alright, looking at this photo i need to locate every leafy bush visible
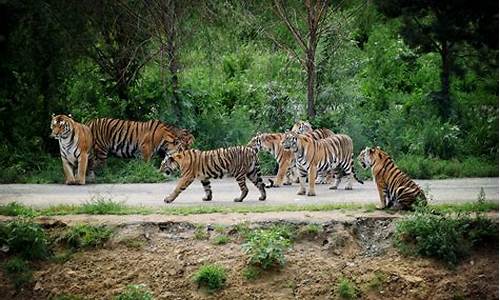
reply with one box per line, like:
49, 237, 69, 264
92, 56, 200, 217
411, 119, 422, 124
0, 218, 49, 260
242, 227, 292, 269
394, 208, 498, 266
63, 224, 113, 249
0, 202, 38, 217
114, 284, 154, 300
337, 277, 358, 299
192, 264, 227, 292
2, 257, 33, 289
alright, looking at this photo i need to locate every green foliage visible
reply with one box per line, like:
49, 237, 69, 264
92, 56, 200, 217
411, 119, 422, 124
242, 226, 292, 269
2, 257, 33, 289
337, 277, 358, 299
212, 235, 230, 245
194, 225, 209, 240
367, 271, 386, 291
299, 224, 322, 236
114, 284, 154, 300
0, 218, 49, 260
192, 264, 227, 293
242, 266, 261, 280
394, 208, 498, 266
80, 198, 127, 215
63, 224, 113, 249
0, 202, 38, 217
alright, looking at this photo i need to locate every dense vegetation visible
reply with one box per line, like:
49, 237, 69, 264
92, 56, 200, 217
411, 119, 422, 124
0, 0, 497, 182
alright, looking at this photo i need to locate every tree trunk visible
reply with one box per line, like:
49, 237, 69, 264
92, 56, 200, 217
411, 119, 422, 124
306, 50, 316, 118
166, 1, 180, 123
439, 40, 451, 119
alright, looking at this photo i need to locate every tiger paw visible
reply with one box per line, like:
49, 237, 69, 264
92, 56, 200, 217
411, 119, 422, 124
375, 204, 386, 210
328, 186, 338, 190
344, 186, 353, 190
258, 196, 266, 201
164, 196, 176, 204
307, 191, 316, 196
202, 196, 212, 201
65, 180, 77, 185
283, 182, 292, 186
233, 198, 243, 202
297, 190, 306, 195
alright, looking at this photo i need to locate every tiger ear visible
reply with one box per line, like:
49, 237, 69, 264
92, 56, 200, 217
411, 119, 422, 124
51, 113, 55, 118
68, 114, 73, 119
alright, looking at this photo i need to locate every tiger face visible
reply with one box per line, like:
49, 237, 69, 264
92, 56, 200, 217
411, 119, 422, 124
160, 153, 180, 175
248, 134, 263, 151
50, 115, 73, 140
282, 132, 299, 151
358, 147, 375, 169
291, 121, 313, 134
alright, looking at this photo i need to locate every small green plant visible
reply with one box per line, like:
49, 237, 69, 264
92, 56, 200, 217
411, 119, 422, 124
192, 264, 227, 293
213, 224, 226, 234
299, 224, 322, 236
367, 271, 386, 291
337, 277, 358, 299
194, 225, 209, 240
0, 202, 38, 217
80, 198, 126, 215
63, 224, 113, 249
114, 284, 154, 300
477, 187, 486, 204
242, 266, 261, 280
242, 228, 292, 269
3, 257, 33, 289
0, 218, 49, 260
233, 222, 251, 238
212, 235, 230, 245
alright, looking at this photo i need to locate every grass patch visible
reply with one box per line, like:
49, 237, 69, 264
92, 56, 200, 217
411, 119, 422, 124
366, 271, 386, 291
337, 277, 358, 299
2, 257, 33, 289
80, 198, 127, 215
242, 265, 261, 280
0, 218, 49, 260
0, 202, 38, 217
62, 224, 113, 249
394, 207, 498, 266
192, 264, 227, 293
298, 224, 322, 237
193, 225, 209, 240
242, 226, 292, 270
114, 284, 154, 300
212, 235, 230, 245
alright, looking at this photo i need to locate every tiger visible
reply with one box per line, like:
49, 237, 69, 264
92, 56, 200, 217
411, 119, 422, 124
160, 146, 266, 203
358, 147, 426, 210
86, 118, 194, 166
282, 132, 363, 196
50, 114, 95, 185
291, 120, 313, 134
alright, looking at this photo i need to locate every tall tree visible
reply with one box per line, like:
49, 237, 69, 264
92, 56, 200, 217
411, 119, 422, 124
375, 0, 498, 119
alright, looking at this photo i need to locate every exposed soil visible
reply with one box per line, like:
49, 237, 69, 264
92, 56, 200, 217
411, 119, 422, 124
0, 214, 498, 300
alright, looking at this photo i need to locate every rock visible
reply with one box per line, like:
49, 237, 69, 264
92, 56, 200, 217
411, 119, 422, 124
401, 274, 424, 284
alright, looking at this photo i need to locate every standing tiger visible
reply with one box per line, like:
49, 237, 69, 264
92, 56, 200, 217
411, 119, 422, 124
282, 132, 363, 196
50, 114, 95, 185
291, 120, 313, 134
160, 146, 266, 203
358, 147, 426, 210
86, 118, 194, 166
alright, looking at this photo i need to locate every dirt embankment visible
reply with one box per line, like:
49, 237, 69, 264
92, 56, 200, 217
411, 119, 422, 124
0, 213, 498, 300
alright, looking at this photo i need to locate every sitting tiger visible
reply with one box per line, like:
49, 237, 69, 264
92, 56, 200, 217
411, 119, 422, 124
358, 147, 426, 210
50, 114, 95, 185
282, 132, 363, 196
86, 118, 193, 166
160, 146, 266, 203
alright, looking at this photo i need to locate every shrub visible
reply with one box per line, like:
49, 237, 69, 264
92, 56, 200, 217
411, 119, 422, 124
3, 257, 33, 288
337, 277, 358, 299
394, 208, 498, 266
0, 202, 37, 217
192, 264, 227, 293
242, 228, 292, 269
0, 218, 49, 260
114, 284, 154, 300
63, 224, 113, 249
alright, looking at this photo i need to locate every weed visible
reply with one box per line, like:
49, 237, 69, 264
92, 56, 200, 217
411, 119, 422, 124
212, 235, 230, 245
3, 257, 33, 289
242, 266, 261, 280
233, 222, 251, 238
242, 228, 291, 269
114, 284, 154, 300
194, 225, 209, 240
0, 218, 49, 260
80, 198, 126, 215
337, 277, 358, 299
213, 224, 226, 234
367, 271, 386, 291
0, 202, 38, 217
193, 264, 227, 293
63, 224, 113, 249
299, 224, 322, 236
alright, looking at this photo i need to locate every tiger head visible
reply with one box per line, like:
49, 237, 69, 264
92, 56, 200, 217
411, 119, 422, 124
160, 152, 181, 175
247, 133, 263, 151
282, 132, 299, 151
358, 146, 384, 169
291, 120, 313, 134
50, 114, 74, 140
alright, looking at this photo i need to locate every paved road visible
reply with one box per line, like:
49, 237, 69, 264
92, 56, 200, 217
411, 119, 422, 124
0, 177, 497, 208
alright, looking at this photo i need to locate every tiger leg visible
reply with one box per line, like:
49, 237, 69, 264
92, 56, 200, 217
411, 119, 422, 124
201, 179, 212, 201
247, 172, 266, 201
140, 137, 153, 162
94, 148, 108, 169
86, 154, 96, 183
76, 152, 88, 185
344, 172, 354, 190
285, 165, 296, 185
274, 159, 289, 187
164, 176, 194, 203
297, 168, 307, 195
233, 175, 249, 202
61, 158, 76, 185
329, 171, 342, 190
307, 165, 317, 196
375, 180, 387, 209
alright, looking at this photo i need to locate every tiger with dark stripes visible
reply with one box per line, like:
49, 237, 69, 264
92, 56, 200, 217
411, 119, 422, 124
50, 114, 95, 185
358, 147, 426, 210
160, 146, 266, 203
282, 132, 363, 196
291, 120, 313, 134
86, 118, 194, 166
